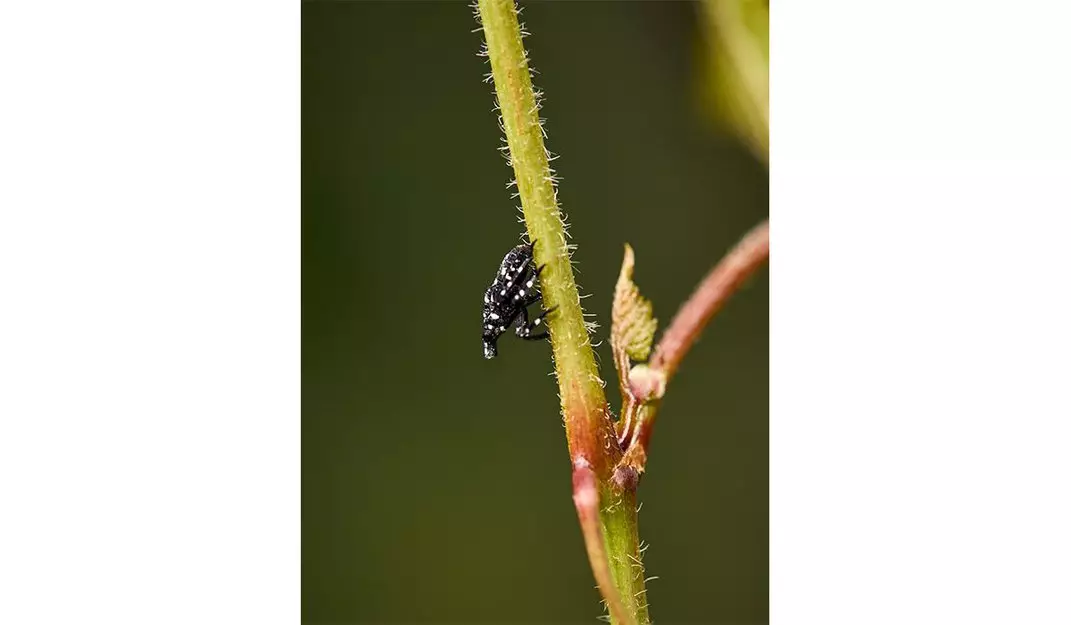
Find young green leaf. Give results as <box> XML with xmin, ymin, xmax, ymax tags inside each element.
<box><xmin>611</xmin><ymin>244</ymin><xmax>658</xmax><ymax>365</ymax></box>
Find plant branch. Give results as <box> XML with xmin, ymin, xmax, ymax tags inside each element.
<box><xmin>573</xmin><ymin>460</ymin><xmax>629</xmax><ymax>625</ymax></box>
<box><xmin>476</xmin><ymin>1</ymin><xmax>649</xmax><ymax>623</ymax></box>
<box><xmin>618</xmin><ymin>220</ymin><xmax>769</xmax><ymax>475</ymax></box>
<box><xmin>648</xmin><ymin>219</ymin><xmax>769</xmax><ymax>384</ymax></box>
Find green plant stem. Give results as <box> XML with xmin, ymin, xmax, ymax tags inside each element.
<box><xmin>476</xmin><ymin>1</ymin><xmax>649</xmax><ymax>623</ymax></box>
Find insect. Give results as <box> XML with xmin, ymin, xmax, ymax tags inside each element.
<box><xmin>482</xmin><ymin>239</ymin><xmax>557</xmax><ymax>359</ymax></box>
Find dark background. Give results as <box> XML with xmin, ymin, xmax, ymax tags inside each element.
<box><xmin>303</xmin><ymin>1</ymin><xmax>768</xmax><ymax>623</ymax></box>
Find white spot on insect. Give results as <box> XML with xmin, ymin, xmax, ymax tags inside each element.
<box><xmin>501</xmin><ymin>266</ymin><xmax>507</xmax><ymax>275</ymax></box>
<box><xmin>500</xmin><ymin>289</ymin><xmax>506</xmax><ymax>296</ymax></box>
<box><xmin>490</xmin><ymin>312</ymin><xmax>499</xmax><ymax>320</ymax></box>
<box><xmin>519</xmin><ymin>289</ymin><xmax>526</xmax><ymax>297</ymax></box>
<box><xmin>534</xmin><ymin>318</ymin><xmax>541</xmax><ymax>325</ymax></box>
<box><xmin>499</xmin><ymin>326</ymin><xmax>506</xmax><ymax>331</ymax></box>
<box><xmin>526</xmin><ymin>280</ymin><xmax>533</xmax><ymax>288</ymax></box>
<box><xmin>484</xmin><ymin>293</ymin><xmax>490</xmax><ymax>303</ymax></box>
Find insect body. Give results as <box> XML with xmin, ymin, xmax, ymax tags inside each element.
<box><xmin>482</xmin><ymin>240</ymin><xmax>556</xmax><ymax>359</ymax></box>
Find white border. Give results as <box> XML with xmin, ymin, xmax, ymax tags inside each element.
<box><xmin>0</xmin><ymin>1</ymin><xmax>300</xmax><ymax>623</ymax></box>
<box><xmin>3</xmin><ymin>0</ymin><xmax>1071</xmax><ymax>622</ymax></box>
<box><xmin>774</xmin><ymin>1</ymin><xmax>1071</xmax><ymax>623</ymax></box>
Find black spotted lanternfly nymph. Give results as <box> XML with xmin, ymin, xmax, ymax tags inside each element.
<box><xmin>482</xmin><ymin>240</ymin><xmax>556</xmax><ymax>359</ymax></box>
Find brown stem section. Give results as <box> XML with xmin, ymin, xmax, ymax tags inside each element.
<box><xmin>649</xmin><ymin>219</ymin><xmax>769</xmax><ymax>381</ymax></box>
<box><xmin>572</xmin><ymin>459</ymin><xmax>633</xmax><ymax>625</ymax></box>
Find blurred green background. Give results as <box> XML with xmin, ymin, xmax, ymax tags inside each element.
<box><xmin>302</xmin><ymin>2</ymin><xmax>768</xmax><ymax>623</ymax></box>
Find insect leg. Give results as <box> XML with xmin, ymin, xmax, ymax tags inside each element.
<box><xmin>516</xmin><ymin>305</ymin><xmax>557</xmax><ymax>341</ymax></box>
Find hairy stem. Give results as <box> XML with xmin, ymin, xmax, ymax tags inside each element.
<box><xmin>572</xmin><ymin>461</ymin><xmax>629</xmax><ymax>625</ymax></box>
<box><xmin>476</xmin><ymin>1</ymin><xmax>649</xmax><ymax>623</ymax></box>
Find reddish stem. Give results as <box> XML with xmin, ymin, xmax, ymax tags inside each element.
<box><xmin>618</xmin><ymin>220</ymin><xmax>769</xmax><ymax>474</ymax></box>
<box><xmin>572</xmin><ymin>459</ymin><xmax>633</xmax><ymax>625</ymax></box>
<box><xmin>649</xmin><ymin>219</ymin><xmax>769</xmax><ymax>380</ymax></box>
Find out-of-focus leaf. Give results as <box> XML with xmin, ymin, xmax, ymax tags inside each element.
<box><xmin>699</xmin><ymin>0</ymin><xmax>769</xmax><ymax>163</ymax></box>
